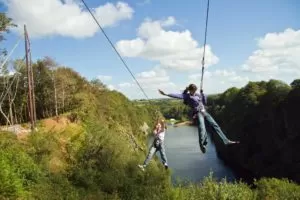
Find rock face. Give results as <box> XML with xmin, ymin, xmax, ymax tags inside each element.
<box><xmin>211</xmin><ymin>88</ymin><xmax>300</xmax><ymax>184</ymax></box>
<box><xmin>140</xmin><ymin>122</ymin><xmax>150</xmax><ymax>135</ymax></box>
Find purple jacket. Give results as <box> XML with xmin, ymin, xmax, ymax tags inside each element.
<box><xmin>166</xmin><ymin>92</ymin><xmax>207</xmax><ymax>114</ymax></box>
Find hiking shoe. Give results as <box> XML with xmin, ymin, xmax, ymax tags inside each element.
<box><xmin>138</xmin><ymin>164</ymin><xmax>145</xmax><ymax>171</ymax></box>
<box><xmin>164</xmin><ymin>164</ymin><xmax>169</xmax><ymax>170</ymax></box>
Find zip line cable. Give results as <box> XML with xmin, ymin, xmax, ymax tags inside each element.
<box><xmin>0</xmin><ymin>36</ymin><xmax>23</xmax><ymax>69</ymax></box>
<box><xmin>200</xmin><ymin>0</ymin><xmax>210</xmax><ymax>91</ymax></box>
<box><xmin>80</xmin><ymin>0</ymin><xmax>151</xmax><ymax>101</ymax></box>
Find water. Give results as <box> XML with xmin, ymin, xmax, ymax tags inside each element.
<box><xmin>150</xmin><ymin>125</ymin><xmax>238</xmax><ymax>184</ymax></box>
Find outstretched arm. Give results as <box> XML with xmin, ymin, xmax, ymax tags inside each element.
<box><xmin>158</xmin><ymin>89</ymin><xmax>185</xmax><ymax>99</ymax></box>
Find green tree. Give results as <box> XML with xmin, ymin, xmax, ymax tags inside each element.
<box><xmin>0</xmin><ymin>13</ymin><xmax>17</xmax><ymax>57</ymax></box>
<box><xmin>290</xmin><ymin>79</ymin><xmax>300</xmax><ymax>89</ymax></box>
<box><xmin>90</xmin><ymin>78</ymin><xmax>107</xmax><ymax>89</ymax></box>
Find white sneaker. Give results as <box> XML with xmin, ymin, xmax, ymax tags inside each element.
<box><xmin>164</xmin><ymin>163</ymin><xmax>169</xmax><ymax>170</ymax></box>
<box><xmin>138</xmin><ymin>164</ymin><xmax>145</xmax><ymax>171</ymax></box>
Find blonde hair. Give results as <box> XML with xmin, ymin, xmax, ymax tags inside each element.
<box><xmin>156</xmin><ymin>119</ymin><xmax>167</xmax><ymax>131</ymax></box>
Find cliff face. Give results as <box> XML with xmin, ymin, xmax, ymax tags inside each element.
<box><xmin>210</xmin><ymin>87</ymin><xmax>300</xmax><ymax>183</ymax></box>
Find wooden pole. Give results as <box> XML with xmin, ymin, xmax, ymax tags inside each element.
<box><xmin>27</xmin><ymin>34</ymin><xmax>36</xmax><ymax>123</ymax></box>
<box><xmin>24</xmin><ymin>24</ymin><xmax>34</xmax><ymax>130</ymax></box>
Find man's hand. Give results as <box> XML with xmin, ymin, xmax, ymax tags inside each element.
<box><xmin>158</xmin><ymin>89</ymin><xmax>166</xmax><ymax>96</ymax></box>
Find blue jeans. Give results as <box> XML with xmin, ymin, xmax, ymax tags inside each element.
<box><xmin>197</xmin><ymin>111</ymin><xmax>231</xmax><ymax>145</ymax></box>
<box><xmin>143</xmin><ymin>140</ymin><xmax>168</xmax><ymax>166</ymax></box>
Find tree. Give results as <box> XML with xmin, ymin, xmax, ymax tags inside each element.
<box><xmin>219</xmin><ymin>87</ymin><xmax>239</xmax><ymax>105</ymax></box>
<box><xmin>291</xmin><ymin>79</ymin><xmax>300</xmax><ymax>89</ymax></box>
<box><xmin>90</xmin><ymin>78</ymin><xmax>107</xmax><ymax>89</ymax></box>
<box><xmin>0</xmin><ymin>13</ymin><xmax>17</xmax><ymax>57</ymax></box>
<box><xmin>43</xmin><ymin>57</ymin><xmax>59</xmax><ymax>117</ymax></box>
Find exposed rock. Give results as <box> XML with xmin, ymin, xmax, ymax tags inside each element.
<box><xmin>140</xmin><ymin>122</ymin><xmax>149</xmax><ymax>135</ymax></box>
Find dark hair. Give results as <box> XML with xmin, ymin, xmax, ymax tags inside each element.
<box><xmin>183</xmin><ymin>84</ymin><xmax>197</xmax><ymax>105</ymax></box>
<box><xmin>188</xmin><ymin>84</ymin><xmax>197</xmax><ymax>91</ymax></box>
<box><xmin>183</xmin><ymin>84</ymin><xmax>197</xmax><ymax>93</ymax></box>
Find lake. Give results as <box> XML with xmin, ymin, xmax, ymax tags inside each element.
<box><xmin>148</xmin><ymin>125</ymin><xmax>239</xmax><ymax>184</ymax></box>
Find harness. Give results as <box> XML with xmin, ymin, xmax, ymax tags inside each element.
<box><xmin>153</xmin><ymin>137</ymin><xmax>162</xmax><ymax>149</ymax></box>
<box><xmin>153</xmin><ymin>130</ymin><xmax>164</xmax><ymax>149</ymax></box>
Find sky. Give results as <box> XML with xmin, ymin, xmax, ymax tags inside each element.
<box><xmin>1</xmin><ymin>0</ymin><xmax>300</xmax><ymax>99</ymax></box>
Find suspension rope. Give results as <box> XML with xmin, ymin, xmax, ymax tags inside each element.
<box><xmin>200</xmin><ymin>0</ymin><xmax>210</xmax><ymax>91</ymax></box>
<box><xmin>0</xmin><ymin>36</ymin><xmax>23</xmax><ymax>69</ymax></box>
<box><xmin>80</xmin><ymin>0</ymin><xmax>151</xmax><ymax>101</ymax></box>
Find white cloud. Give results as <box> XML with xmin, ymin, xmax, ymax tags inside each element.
<box><xmin>107</xmin><ymin>84</ymin><xmax>115</xmax><ymax>90</ymax></box>
<box><xmin>97</xmin><ymin>75</ymin><xmax>112</xmax><ymax>81</ymax></box>
<box><xmin>214</xmin><ymin>69</ymin><xmax>236</xmax><ymax>77</ymax></box>
<box><xmin>161</xmin><ymin>16</ymin><xmax>176</xmax><ymax>27</ymax></box>
<box><xmin>3</xmin><ymin>0</ymin><xmax>134</xmax><ymax>38</ymax></box>
<box><xmin>188</xmin><ymin>71</ymin><xmax>212</xmax><ymax>81</ymax></box>
<box><xmin>229</xmin><ymin>75</ymin><xmax>249</xmax><ymax>83</ymax></box>
<box><xmin>258</xmin><ymin>28</ymin><xmax>300</xmax><ymax>49</ymax></box>
<box><xmin>113</xmin><ymin>66</ymin><xmax>177</xmax><ymax>99</ymax></box>
<box><xmin>135</xmin><ymin>66</ymin><xmax>176</xmax><ymax>89</ymax></box>
<box><xmin>188</xmin><ymin>69</ymin><xmax>249</xmax><ymax>94</ymax></box>
<box><xmin>242</xmin><ymin>28</ymin><xmax>300</xmax><ymax>76</ymax></box>
<box><xmin>189</xmin><ymin>69</ymin><xmax>248</xmax><ymax>83</ymax></box>
<box><xmin>116</xmin><ymin>17</ymin><xmax>219</xmax><ymax>71</ymax></box>
<box><xmin>118</xmin><ymin>82</ymin><xmax>134</xmax><ymax>88</ymax></box>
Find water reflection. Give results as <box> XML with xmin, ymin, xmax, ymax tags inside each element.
<box><xmin>150</xmin><ymin>125</ymin><xmax>238</xmax><ymax>183</ymax></box>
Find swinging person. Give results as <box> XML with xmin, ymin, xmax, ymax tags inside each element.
<box><xmin>158</xmin><ymin>84</ymin><xmax>239</xmax><ymax>153</ymax></box>
<box><xmin>138</xmin><ymin>119</ymin><xmax>169</xmax><ymax>171</ymax></box>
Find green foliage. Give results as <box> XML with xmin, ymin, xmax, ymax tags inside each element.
<box><xmin>203</xmin><ymin>79</ymin><xmax>299</xmax><ymax>185</ymax></box>
<box><xmin>0</xmin><ymin>13</ymin><xmax>17</xmax><ymax>57</ymax></box>
<box><xmin>255</xmin><ymin>178</ymin><xmax>300</xmax><ymax>200</ymax></box>
<box><xmin>26</xmin><ymin>129</ymin><xmax>61</xmax><ymax>168</ymax></box>
<box><xmin>171</xmin><ymin>173</ymin><xmax>254</xmax><ymax>200</ymax></box>
<box><xmin>0</xmin><ymin>152</ymin><xmax>24</xmax><ymax>199</ymax></box>
<box><xmin>0</xmin><ymin>132</ymin><xmax>41</xmax><ymax>199</ymax></box>
<box><xmin>29</xmin><ymin>174</ymin><xmax>80</xmax><ymax>200</ymax></box>
<box><xmin>0</xmin><ymin>13</ymin><xmax>16</xmax><ymax>39</ymax></box>
<box><xmin>290</xmin><ymin>79</ymin><xmax>300</xmax><ymax>89</ymax></box>
<box><xmin>219</xmin><ymin>87</ymin><xmax>240</xmax><ymax>105</ymax></box>
<box><xmin>65</xmin><ymin>118</ymin><xmax>172</xmax><ymax>200</ymax></box>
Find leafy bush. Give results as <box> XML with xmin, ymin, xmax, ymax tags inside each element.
<box><xmin>0</xmin><ymin>132</ymin><xmax>42</xmax><ymax>199</ymax></box>
<box><xmin>171</xmin><ymin>173</ymin><xmax>254</xmax><ymax>200</ymax></box>
<box><xmin>255</xmin><ymin>178</ymin><xmax>300</xmax><ymax>200</ymax></box>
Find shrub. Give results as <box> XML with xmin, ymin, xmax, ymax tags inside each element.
<box><xmin>255</xmin><ymin>178</ymin><xmax>300</xmax><ymax>200</ymax></box>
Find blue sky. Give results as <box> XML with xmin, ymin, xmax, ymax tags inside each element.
<box><xmin>1</xmin><ymin>0</ymin><xmax>300</xmax><ymax>99</ymax></box>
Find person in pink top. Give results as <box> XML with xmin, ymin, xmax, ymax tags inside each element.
<box><xmin>138</xmin><ymin>119</ymin><xmax>168</xmax><ymax>171</ymax></box>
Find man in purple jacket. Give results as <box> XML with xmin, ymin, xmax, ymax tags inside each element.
<box><xmin>158</xmin><ymin>83</ymin><xmax>239</xmax><ymax>153</ymax></box>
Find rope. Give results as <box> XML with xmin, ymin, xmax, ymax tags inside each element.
<box><xmin>200</xmin><ymin>0</ymin><xmax>210</xmax><ymax>91</ymax></box>
<box><xmin>0</xmin><ymin>36</ymin><xmax>23</xmax><ymax>69</ymax></box>
<box><xmin>80</xmin><ymin>0</ymin><xmax>151</xmax><ymax>101</ymax></box>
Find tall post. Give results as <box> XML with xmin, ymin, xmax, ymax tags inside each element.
<box><xmin>28</xmin><ymin>36</ymin><xmax>36</xmax><ymax>123</ymax></box>
<box><xmin>24</xmin><ymin>25</ymin><xmax>34</xmax><ymax>130</ymax></box>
